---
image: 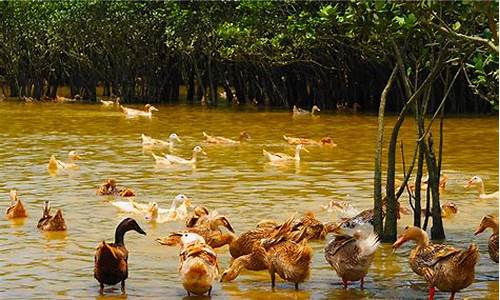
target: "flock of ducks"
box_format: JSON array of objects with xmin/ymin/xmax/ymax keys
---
[{"xmin": 3, "ymin": 101, "xmax": 498, "ymax": 299}]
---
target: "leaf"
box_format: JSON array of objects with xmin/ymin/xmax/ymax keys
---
[
  {"xmin": 452, "ymin": 21, "xmax": 461, "ymax": 31},
  {"xmin": 406, "ymin": 66, "xmax": 412, "ymax": 76},
  {"xmin": 393, "ymin": 16, "xmax": 405, "ymax": 26}
]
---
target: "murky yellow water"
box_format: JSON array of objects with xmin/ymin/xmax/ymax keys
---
[{"xmin": 0, "ymin": 101, "xmax": 497, "ymax": 299}]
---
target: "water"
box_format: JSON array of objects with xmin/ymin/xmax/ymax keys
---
[{"xmin": 0, "ymin": 101, "xmax": 497, "ymax": 299}]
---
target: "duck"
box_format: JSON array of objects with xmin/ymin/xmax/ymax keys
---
[
  {"xmin": 221, "ymin": 217, "xmax": 312, "ymax": 289},
  {"xmin": 47, "ymin": 151, "xmax": 81, "ymax": 172},
  {"xmin": 164, "ymin": 145, "xmax": 206, "ymax": 164},
  {"xmin": 120, "ymin": 104, "xmax": 158, "ymax": 118},
  {"xmin": 263, "ymin": 144, "xmax": 309, "ymax": 163},
  {"xmin": 157, "ymin": 214, "xmax": 235, "ymax": 249},
  {"xmin": 324, "ymin": 226, "xmax": 380, "ymax": 289},
  {"xmin": 37, "ymin": 201, "xmax": 67, "ymax": 231},
  {"xmin": 320, "ymin": 199, "xmax": 359, "ymax": 217},
  {"xmin": 283, "ymin": 135, "xmax": 337, "ymax": 146},
  {"xmin": 422, "ymin": 201, "xmax": 458, "ymax": 218},
  {"xmin": 142, "ymin": 133, "xmax": 181, "ymax": 148},
  {"xmin": 393, "ymin": 226, "xmax": 479, "ymax": 300},
  {"xmin": 474, "ymin": 215, "xmax": 499, "ymax": 263},
  {"xmin": 292, "ymin": 105, "xmax": 320, "ymax": 116},
  {"xmin": 152, "ymin": 153, "xmax": 172, "ymax": 166},
  {"xmin": 5, "ymin": 189, "xmax": 28, "ymax": 219},
  {"xmin": 202, "ymin": 131, "xmax": 251, "ymax": 144},
  {"xmin": 466, "ymin": 175, "xmax": 499, "ymax": 199},
  {"xmin": 144, "ymin": 194, "xmax": 192, "ymax": 223},
  {"xmin": 96, "ymin": 178, "xmax": 136, "ymax": 197},
  {"xmin": 338, "ymin": 198, "xmax": 410, "ymax": 229},
  {"xmin": 410, "ymin": 174, "xmax": 449, "ymax": 193},
  {"xmin": 290, "ymin": 212, "xmax": 338, "ymax": 240},
  {"xmin": 110, "ymin": 198, "xmax": 149, "ymax": 214},
  {"xmin": 175, "ymin": 233, "xmax": 219, "ymax": 296},
  {"xmin": 100, "ymin": 97, "xmax": 120, "ymax": 106},
  {"xmin": 94, "ymin": 218, "xmax": 146, "ymax": 294}
]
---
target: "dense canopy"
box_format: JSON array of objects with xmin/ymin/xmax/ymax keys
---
[{"xmin": 0, "ymin": 1, "xmax": 497, "ymax": 113}]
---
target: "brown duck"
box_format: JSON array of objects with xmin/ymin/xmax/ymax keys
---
[
  {"xmin": 474, "ymin": 215, "xmax": 498, "ymax": 263},
  {"xmin": 222, "ymin": 217, "xmax": 312, "ymax": 290},
  {"xmin": 96, "ymin": 178, "xmax": 136, "ymax": 197},
  {"xmin": 393, "ymin": 226, "xmax": 479, "ymax": 300},
  {"xmin": 5, "ymin": 189, "xmax": 28, "ymax": 219},
  {"xmin": 324, "ymin": 229, "xmax": 380, "ymax": 288},
  {"xmin": 37, "ymin": 201, "xmax": 66, "ymax": 231},
  {"xmin": 94, "ymin": 218, "xmax": 146, "ymax": 294},
  {"xmin": 157, "ymin": 214, "xmax": 235, "ymax": 249}
]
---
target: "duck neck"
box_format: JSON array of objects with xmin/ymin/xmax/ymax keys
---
[
  {"xmin": 190, "ymin": 152, "xmax": 197, "ymax": 163},
  {"xmin": 114, "ymin": 224, "xmax": 129, "ymax": 246},
  {"xmin": 170, "ymin": 199, "xmax": 178, "ymax": 210},
  {"xmin": 477, "ymin": 180, "xmax": 486, "ymax": 195},
  {"xmin": 414, "ymin": 231, "xmax": 430, "ymax": 248},
  {"xmin": 294, "ymin": 148, "xmax": 301, "ymax": 160}
]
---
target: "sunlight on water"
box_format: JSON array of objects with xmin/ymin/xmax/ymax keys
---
[{"xmin": 0, "ymin": 101, "xmax": 497, "ymax": 299}]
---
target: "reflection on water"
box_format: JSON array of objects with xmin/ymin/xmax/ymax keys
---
[{"xmin": 0, "ymin": 102, "xmax": 497, "ymax": 299}]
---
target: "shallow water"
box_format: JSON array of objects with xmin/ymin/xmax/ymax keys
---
[{"xmin": 0, "ymin": 101, "xmax": 497, "ymax": 299}]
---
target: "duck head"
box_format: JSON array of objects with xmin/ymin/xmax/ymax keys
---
[
  {"xmin": 68, "ymin": 151, "xmax": 81, "ymax": 160},
  {"xmin": 475, "ymin": 215, "xmax": 499, "ymax": 235},
  {"xmin": 144, "ymin": 202, "xmax": 159, "ymax": 222},
  {"xmin": 168, "ymin": 133, "xmax": 182, "ymax": 142},
  {"xmin": 393, "ymin": 226, "xmax": 429, "ymax": 249},
  {"xmin": 466, "ymin": 175, "xmax": 483, "ymax": 188},
  {"xmin": 441, "ymin": 201, "xmax": 458, "ymax": 217},
  {"xmin": 115, "ymin": 218, "xmax": 146, "ymax": 245},
  {"xmin": 144, "ymin": 104, "xmax": 159, "ymax": 112},
  {"xmin": 239, "ymin": 131, "xmax": 251, "ymax": 141},
  {"xmin": 311, "ymin": 105, "xmax": 321, "ymax": 113},
  {"xmin": 193, "ymin": 146, "xmax": 207, "ymax": 155},
  {"xmin": 179, "ymin": 232, "xmax": 205, "ymax": 247}
]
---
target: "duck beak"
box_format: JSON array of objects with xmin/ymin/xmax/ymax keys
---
[
  {"xmin": 474, "ymin": 225, "xmax": 485, "ymax": 235},
  {"xmin": 152, "ymin": 106, "xmax": 159, "ymax": 112},
  {"xmin": 392, "ymin": 235, "xmax": 407, "ymax": 249},
  {"xmin": 465, "ymin": 180, "xmax": 473, "ymax": 189},
  {"xmin": 176, "ymin": 137, "xmax": 182, "ymax": 142},
  {"xmin": 302, "ymin": 148, "xmax": 310, "ymax": 153},
  {"xmin": 202, "ymin": 151, "xmax": 207, "ymax": 155}
]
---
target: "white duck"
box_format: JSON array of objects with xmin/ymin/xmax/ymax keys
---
[
  {"xmin": 466, "ymin": 175, "xmax": 499, "ymax": 199},
  {"xmin": 165, "ymin": 146, "xmax": 206, "ymax": 164},
  {"xmin": 144, "ymin": 194, "xmax": 192, "ymax": 223},
  {"xmin": 152, "ymin": 153, "xmax": 172, "ymax": 166},
  {"xmin": 120, "ymin": 104, "xmax": 158, "ymax": 118},
  {"xmin": 263, "ymin": 144, "xmax": 309, "ymax": 163},
  {"xmin": 47, "ymin": 151, "xmax": 81, "ymax": 172},
  {"xmin": 142, "ymin": 133, "xmax": 181, "ymax": 148},
  {"xmin": 110, "ymin": 198, "xmax": 150, "ymax": 214},
  {"xmin": 100, "ymin": 97, "xmax": 120, "ymax": 106},
  {"xmin": 293, "ymin": 105, "xmax": 321, "ymax": 116}
]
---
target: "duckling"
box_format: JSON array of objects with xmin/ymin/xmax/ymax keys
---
[
  {"xmin": 283, "ymin": 135, "xmax": 337, "ymax": 146},
  {"xmin": 37, "ymin": 201, "xmax": 67, "ymax": 231},
  {"xmin": 94, "ymin": 218, "xmax": 146, "ymax": 294},
  {"xmin": 142, "ymin": 133, "xmax": 181, "ymax": 148},
  {"xmin": 324, "ymin": 226, "xmax": 380, "ymax": 289},
  {"xmin": 203, "ymin": 131, "xmax": 251, "ymax": 144},
  {"xmin": 96, "ymin": 179, "xmax": 136, "ymax": 197},
  {"xmin": 474, "ymin": 215, "xmax": 499, "ymax": 263},
  {"xmin": 164, "ymin": 146, "xmax": 206, "ymax": 164},
  {"xmin": 120, "ymin": 104, "xmax": 158, "ymax": 118},
  {"xmin": 466, "ymin": 175, "xmax": 499, "ymax": 199},
  {"xmin": 5, "ymin": 189, "xmax": 28, "ymax": 219},
  {"xmin": 175, "ymin": 233, "xmax": 219, "ymax": 296},
  {"xmin": 47, "ymin": 151, "xmax": 81, "ymax": 172},
  {"xmin": 292, "ymin": 105, "xmax": 320, "ymax": 116},
  {"xmin": 393, "ymin": 226, "xmax": 479, "ymax": 300},
  {"xmin": 263, "ymin": 144, "xmax": 309, "ymax": 163}
]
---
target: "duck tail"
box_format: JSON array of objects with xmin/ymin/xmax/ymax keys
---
[
  {"xmin": 292, "ymin": 238, "xmax": 313, "ymax": 263},
  {"xmin": 458, "ymin": 243, "xmax": 480, "ymax": 268}
]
